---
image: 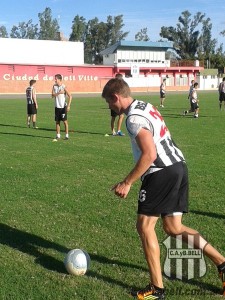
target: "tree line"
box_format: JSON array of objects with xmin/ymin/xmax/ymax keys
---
[{"xmin": 0, "ymin": 7, "xmax": 225, "ymax": 71}]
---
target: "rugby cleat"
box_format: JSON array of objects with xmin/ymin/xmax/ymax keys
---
[{"xmin": 131, "ymin": 284, "xmax": 165, "ymax": 300}]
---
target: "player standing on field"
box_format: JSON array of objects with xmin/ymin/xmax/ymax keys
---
[
  {"xmin": 218, "ymin": 77, "xmax": 225, "ymax": 110},
  {"xmin": 159, "ymin": 78, "xmax": 166, "ymax": 108},
  {"xmin": 52, "ymin": 74, "xmax": 72, "ymax": 140},
  {"xmin": 26, "ymin": 79, "xmax": 38, "ymax": 129},
  {"xmin": 110, "ymin": 73, "xmax": 125, "ymax": 136},
  {"xmin": 191, "ymin": 82, "xmax": 200, "ymax": 118},
  {"xmin": 183, "ymin": 79, "xmax": 195, "ymax": 115}
]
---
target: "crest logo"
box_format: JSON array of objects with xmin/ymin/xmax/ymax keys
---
[{"xmin": 163, "ymin": 233, "xmax": 207, "ymax": 280}]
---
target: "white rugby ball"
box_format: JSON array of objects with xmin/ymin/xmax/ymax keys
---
[{"xmin": 64, "ymin": 249, "xmax": 90, "ymax": 276}]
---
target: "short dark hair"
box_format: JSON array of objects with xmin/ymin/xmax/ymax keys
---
[
  {"xmin": 194, "ymin": 82, "xmax": 198, "ymax": 88},
  {"xmin": 55, "ymin": 74, "xmax": 62, "ymax": 80},
  {"xmin": 115, "ymin": 73, "xmax": 123, "ymax": 79},
  {"xmin": 102, "ymin": 78, "xmax": 130, "ymax": 99},
  {"xmin": 30, "ymin": 80, "xmax": 36, "ymax": 86}
]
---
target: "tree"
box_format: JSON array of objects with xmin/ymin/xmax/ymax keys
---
[
  {"xmin": 70, "ymin": 14, "xmax": 129, "ymax": 64},
  {"xmin": 110, "ymin": 15, "xmax": 129, "ymax": 44},
  {"xmin": 84, "ymin": 17, "xmax": 100, "ymax": 64},
  {"xmin": 38, "ymin": 7, "xmax": 60, "ymax": 40},
  {"xmin": 10, "ymin": 20, "xmax": 38, "ymax": 39},
  {"xmin": 208, "ymin": 44, "xmax": 225, "ymax": 71},
  {"xmin": 220, "ymin": 30, "xmax": 225, "ymax": 37},
  {"xmin": 135, "ymin": 28, "xmax": 150, "ymax": 41},
  {"xmin": 69, "ymin": 15, "xmax": 87, "ymax": 42},
  {"xmin": 0, "ymin": 25, "xmax": 8, "ymax": 38},
  {"xmin": 160, "ymin": 10, "xmax": 216, "ymax": 61},
  {"xmin": 198, "ymin": 17, "xmax": 217, "ymax": 68}
]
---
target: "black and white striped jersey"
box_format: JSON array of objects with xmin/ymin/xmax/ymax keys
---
[
  {"xmin": 126, "ymin": 99, "xmax": 185, "ymax": 178},
  {"xmin": 26, "ymin": 86, "xmax": 34, "ymax": 104}
]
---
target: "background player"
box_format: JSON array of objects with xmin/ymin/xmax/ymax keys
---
[
  {"xmin": 52, "ymin": 74, "xmax": 72, "ymax": 140},
  {"xmin": 110, "ymin": 73, "xmax": 125, "ymax": 136},
  {"xmin": 183, "ymin": 79, "xmax": 195, "ymax": 115},
  {"xmin": 160, "ymin": 78, "xmax": 166, "ymax": 108},
  {"xmin": 26, "ymin": 79, "xmax": 38, "ymax": 129},
  {"xmin": 218, "ymin": 77, "xmax": 225, "ymax": 110}
]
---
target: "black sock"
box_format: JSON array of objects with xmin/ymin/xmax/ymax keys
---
[
  {"xmin": 153, "ymin": 285, "xmax": 164, "ymax": 293},
  {"xmin": 218, "ymin": 261, "xmax": 225, "ymax": 272}
]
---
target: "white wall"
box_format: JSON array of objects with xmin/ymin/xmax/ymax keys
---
[
  {"xmin": 124, "ymin": 76, "xmax": 161, "ymax": 88},
  {"xmin": 0, "ymin": 38, "xmax": 84, "ymax": 65},
  {"xmin": 103, "ymin": 54, "xmax": 115, "ymax": 65},
  {"xmin": 198, "ymin": 75, "xmax": 219, "ymax": 90},
  {"xmin": 102, "ymin": 49, "xmax": 168, "ymax": 67}
]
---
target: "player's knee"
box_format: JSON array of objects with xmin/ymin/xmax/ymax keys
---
[{"xmin": 163, "ymin": 223, "xmax": 182, "ymax": 236}]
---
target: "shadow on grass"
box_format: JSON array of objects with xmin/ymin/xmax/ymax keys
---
[
  {"xmin": 0, "ymin": 223, "xmax": 143, "ymax": 291},
  {"xmin": 1, "ymin": 223, "xmax": 220, "ymax": 294},
  {"xmin": 0, "ymin": 223, "xmax": 68, "ymax": 273},
  {"xmin": 191, "ymin": 210, "xmax": 225, "ymax": 220},
  {"xmin": 161, "ymin": 113, "xmax": 209, "ymax": 119},
  {"xmin": 0, "ymin": 123, "xmax": 27, "ymax": 129},
  {"xmin": 0, "ymin": 122, "xmax": 55, "ymax": 133},
  {"xmin": 33, "ymin": 127, "xmax": 55, "ymax": 132},
  {"xmin": 74, "ymin": 130, "xmax": 104, "ymax": 135},
  {"xmin": 163, "ymin": 275, "xmax": 221, "ymax": 296},
  {"xmin": 0, "ymin": 131, "xmax": 52, "ymax": 139},
  {"xmin": 86, "ymin": 253, "xmax": 149, "ymax": 290}
]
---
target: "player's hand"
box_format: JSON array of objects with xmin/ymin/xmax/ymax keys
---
[
  {"xmin": 111, "ymin": 181, "xmax": 131, "ymax": 199},
  {"xmin": 67, "ymin": 105, "xmax": 70, "ymax": 112}
]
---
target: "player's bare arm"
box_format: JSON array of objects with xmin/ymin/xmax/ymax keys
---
[
  {"xmin": 65, "ymin": 88, "xmax": 72, "ymax": 112},
  {"xmin": 112, "ymin": 128, "xmax": 157, "ymax": 198},
  {"xmin": 32, "ymin": 89, "xmax": 38, "ymax": 109}
]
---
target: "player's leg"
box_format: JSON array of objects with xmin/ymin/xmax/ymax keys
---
[
  {"xmin": 219, "ymin": 93, "xmax": 222, "ymax": 110},
  {"xmin": 163, "ymin": 215, "xmax": 225, "ymax": 295},
  {"xmin": 138, "ymin": 214, "xmax": 163, "ymax": 287},
  {"xmin": 64, "ymin": 120, "xmax": 69, "ymax": 139},
  {"xmin": 56, "ymin": 121, "xmax": 61, "ymax": 139},
  {"xmin": 32, "ymin": 114, "xmax": 37, "ymax": 128},
  {"xmin": 131, "ymin": 214, "xmax": 165, "ymax": 299},
  {"xmin": 111, "ymin": 116, "xmax": 116, "ymax": 135},
  {"xmin": 160, "ymin": 93, "xmax": 165, "ymax": 107},
  {"xmin": 116, "ymin": 114, "xmax": 125, "ymax": 136},
  {"xmin": 27, "ymin": 114, "xmax": 31, "ymax": 127}
]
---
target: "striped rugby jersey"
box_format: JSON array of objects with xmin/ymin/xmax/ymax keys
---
[
  {"xmin": 126, "ymin": 99, "xmax": 185, "ymax": 179},
  {"xmin": 26, "ymin": 86, "xmax": 35, "ymax": 104}
]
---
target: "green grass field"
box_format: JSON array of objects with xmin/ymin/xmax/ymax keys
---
[{"xmin": 0, "ymin": 91, "xmax": 224, "ymax": 300}]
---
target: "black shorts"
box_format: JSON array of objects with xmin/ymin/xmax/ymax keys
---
[
  {"xmin": 138, "ymin": 162, "xmax": 188, "ymax": 215},
  {"xmin": 191, "ymin": 101, "xmax": 199, "ymax": 110},
  {"xmin": 111, "ymin": 109, "xmax": 118, "ymax": 117},
  {"xmin": 27, "ymin": 104, "xmax": 37, "ymax": 115},
  {"xmin": 219, "ymin": 92, "xmax": 225, "ymax": 102},
  {"xmin": 55, "ymin": 107, "xmax": 67, "ymax": 122},
  {"xmin": 160, "ymin": 92, "xmax": 165, "ymax": 98}
]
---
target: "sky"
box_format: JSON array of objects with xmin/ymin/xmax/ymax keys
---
[{"xmin": 1, "ymin": 0, "xmax": 225, "ymax": 47}]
